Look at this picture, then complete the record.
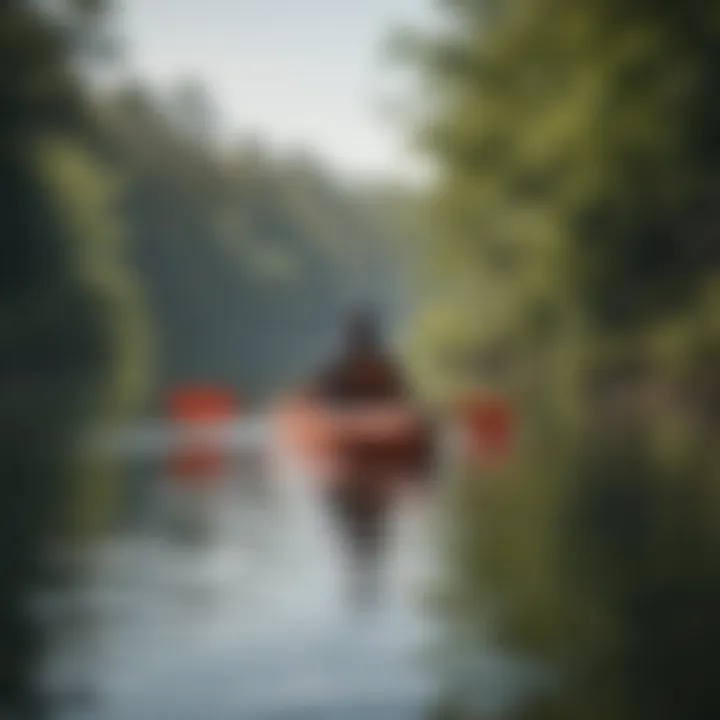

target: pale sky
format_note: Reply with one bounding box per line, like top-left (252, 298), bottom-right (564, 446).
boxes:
top-left (114, 0), bottom-right (435, 181)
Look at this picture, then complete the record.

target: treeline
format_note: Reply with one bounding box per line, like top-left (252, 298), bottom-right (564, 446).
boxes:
top-left (405, 1), bottom-right (720, 719)
top-left (95, 83), bottom-right (408, 402)
top-left (0, 1), bottom-right (145, 714)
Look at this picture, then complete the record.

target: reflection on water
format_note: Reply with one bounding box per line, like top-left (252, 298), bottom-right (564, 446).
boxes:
top-left (43, 435), bottom-right (440, 720)
top-left (43, 427), bottom-right (539, 719)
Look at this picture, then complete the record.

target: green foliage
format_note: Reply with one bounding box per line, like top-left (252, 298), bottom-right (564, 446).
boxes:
top-left (96, 85), bottom-right (408, 399)
top-left (407, 0), bottom-right (720, 717)
top-left (0, 1), bottom-right (147, 713)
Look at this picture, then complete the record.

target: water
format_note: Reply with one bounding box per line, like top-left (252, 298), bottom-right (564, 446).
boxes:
top-left (44, 423), bottom-right (550, 720)
top-left (49, 442), bottom-right (443, 720)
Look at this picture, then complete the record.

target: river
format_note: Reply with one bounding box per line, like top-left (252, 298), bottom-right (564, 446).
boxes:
top-left (44, 425), bottom-right (542, 719)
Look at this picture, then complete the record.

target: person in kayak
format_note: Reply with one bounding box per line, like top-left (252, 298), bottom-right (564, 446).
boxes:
top-left (302, 309), bottom-right (432, 607)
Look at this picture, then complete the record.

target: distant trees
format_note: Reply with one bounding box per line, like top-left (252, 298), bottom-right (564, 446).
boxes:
top-left (407, 1), bottom-right (720, 718)
top-left (97, 84), bottom-right (407, 399)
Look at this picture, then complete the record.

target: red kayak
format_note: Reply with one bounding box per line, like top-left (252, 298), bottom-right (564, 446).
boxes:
top-left (273, 395), bottom-right (432, 488)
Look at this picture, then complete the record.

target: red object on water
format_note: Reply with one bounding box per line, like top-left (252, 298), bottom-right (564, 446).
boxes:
top-left (168, 386), bottom-right (236, 422)
top-left (274, 396), bottom-right (431, 489)
top-left (458, 393), bottom-right (515, 465)
top-left (166, 385), bottom-right (237, 484)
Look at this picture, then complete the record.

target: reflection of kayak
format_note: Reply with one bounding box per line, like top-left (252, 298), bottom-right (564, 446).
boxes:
top-left (273, 397), bottom-right (432, 486)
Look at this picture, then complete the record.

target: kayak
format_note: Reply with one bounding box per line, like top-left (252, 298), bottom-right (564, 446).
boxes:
top-left (273, 396), bottom-right (432, 487)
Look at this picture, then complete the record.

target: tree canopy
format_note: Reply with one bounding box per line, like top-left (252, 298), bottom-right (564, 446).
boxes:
top-left (407, 1), bottom-right (720, 718)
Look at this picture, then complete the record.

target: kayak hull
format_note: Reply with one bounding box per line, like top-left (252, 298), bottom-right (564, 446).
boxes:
top-left (274, 400), bottom-right (432, 488)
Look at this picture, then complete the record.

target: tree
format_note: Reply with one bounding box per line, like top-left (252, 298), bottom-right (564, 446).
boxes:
top-left (0, 2), bottom-right (146, 715)
top-left (96, 83), bottom-right (409, 401)
top-left (407, 1), bottom-right (720, 717)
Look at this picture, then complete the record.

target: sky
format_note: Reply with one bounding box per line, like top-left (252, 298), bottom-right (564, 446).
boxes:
top-left (114, 0), bottom-right (435, 182)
